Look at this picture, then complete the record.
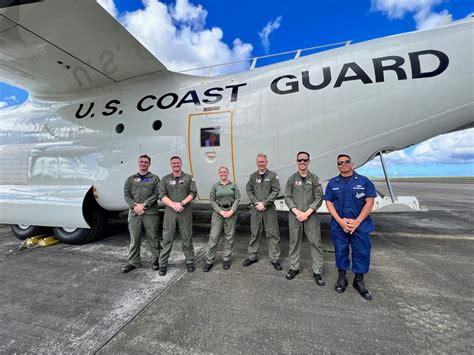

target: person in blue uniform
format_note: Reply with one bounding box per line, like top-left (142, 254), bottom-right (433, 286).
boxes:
top-left (324, 154), bottom-right (376, 300)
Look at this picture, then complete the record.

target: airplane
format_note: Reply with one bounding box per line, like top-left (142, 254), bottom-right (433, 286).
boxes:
top-left (0, 0), bottom-right (472, 244)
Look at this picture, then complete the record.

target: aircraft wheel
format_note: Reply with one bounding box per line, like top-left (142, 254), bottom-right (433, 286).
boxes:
top-left (11, 224), bottom-right (42, 240)
top-left (53, 204), bottom-right (106, 244)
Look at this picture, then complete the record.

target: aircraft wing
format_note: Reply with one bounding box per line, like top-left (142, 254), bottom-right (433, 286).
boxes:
top-left (0, 0), bottom-right (167, 97)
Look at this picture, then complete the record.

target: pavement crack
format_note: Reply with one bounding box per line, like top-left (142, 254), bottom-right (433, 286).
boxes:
top-left (384, 238), bottom-right (473, 294)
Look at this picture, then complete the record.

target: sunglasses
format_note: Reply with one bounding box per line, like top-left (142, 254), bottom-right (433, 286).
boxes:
top-left (297, 158), bottom-right (309, 162)
top-left (337, 160), bottom-right (351, 166)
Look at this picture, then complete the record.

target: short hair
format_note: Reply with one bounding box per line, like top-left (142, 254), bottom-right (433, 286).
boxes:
top-left (337, 154), bottom-right (351, 161)
top-left (170, 156), bottom-right (182, 162)
top-left (139, 154), bottom-right (151, 163)
top-left (256, 153), bottom-right (267, 160)
top-left (218, 166), bottom-right (229, 173)
top-left (296, 151), bottom-right (310, 159)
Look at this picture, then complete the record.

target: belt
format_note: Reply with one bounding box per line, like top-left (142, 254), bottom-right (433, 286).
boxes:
top-left (219, 204), bottom-right (231, 208)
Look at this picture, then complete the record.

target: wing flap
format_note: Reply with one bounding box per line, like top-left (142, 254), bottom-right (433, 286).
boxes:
top-left (0, 0), bottom-right (167, 97)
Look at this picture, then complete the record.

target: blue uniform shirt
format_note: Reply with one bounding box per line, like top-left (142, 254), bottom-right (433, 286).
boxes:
top-left (324, 172), bottom-right (377, 233)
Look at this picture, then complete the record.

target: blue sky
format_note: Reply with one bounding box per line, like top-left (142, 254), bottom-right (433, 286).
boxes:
top-left (1, 0), bottom-right (473, 176)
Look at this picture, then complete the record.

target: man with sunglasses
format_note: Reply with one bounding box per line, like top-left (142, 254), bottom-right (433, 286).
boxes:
top-left (324, 154), bottom-right (376, 300)
top-left (284, 151), bottom-right (325, 285)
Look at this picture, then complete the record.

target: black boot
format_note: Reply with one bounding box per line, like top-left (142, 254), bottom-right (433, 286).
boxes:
top-left (335, 269), bottom-right (348, 293)
top-left (353, 273), bottom-right (372, 300)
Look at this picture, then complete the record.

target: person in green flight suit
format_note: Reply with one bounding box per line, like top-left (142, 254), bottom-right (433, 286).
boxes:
top-left (203, 166), bottom-right (241, 271)
top-left (122, 154), bottom-right (161, 273)
top-left (284, 151), bottom-right (325, 286)
top-left (242, 153), bottom-right (282, 271)
top-left (158, 156), bottom-right (197, 276)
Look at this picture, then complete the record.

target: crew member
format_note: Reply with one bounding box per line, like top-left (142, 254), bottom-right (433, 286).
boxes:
top-left (158, 156), bottom-right (197, 275)
top-left (122, 154), bottom-right (161, 273)
top-left (324, 154), bottom-right (376, 300)
top-left (242, 153), bottom-right (282, 271)
top-left (284, 151), bottom-right (325, 285)
top-left (203, 166), bottom-right (240, 271)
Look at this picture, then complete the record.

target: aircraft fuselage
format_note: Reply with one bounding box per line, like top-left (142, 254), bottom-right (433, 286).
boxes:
top-left (0, 19), bottom-right (472, 230)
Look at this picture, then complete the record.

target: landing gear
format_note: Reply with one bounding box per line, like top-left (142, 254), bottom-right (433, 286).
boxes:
top-left (53, 188), bottom-right (107, 244)
top-left (11, 224), bottom-right (42, 240)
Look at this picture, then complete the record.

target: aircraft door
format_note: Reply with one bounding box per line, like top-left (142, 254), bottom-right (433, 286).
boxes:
top-left (188, 111), bottom-right (235, 200)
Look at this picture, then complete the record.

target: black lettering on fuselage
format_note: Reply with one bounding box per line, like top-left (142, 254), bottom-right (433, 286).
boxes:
top-left (334, 62), bottom-right (373, 87)
top-left (75, 102), bottom-right (94, 119)
top-left (157, 93), bottom-right (178, 109)
top-left (270, 75), bottom-right (299, 95)
top-left (137, 95), bottom-right (157, 112)
top-left (372, 56), bottom-right (407, 82)
top-left (203, 87), bottom-right (224, 104)
top-left (302, 67), bottom-right (331, 90)
top-left (102, 99), bottom-right (120, 116)
top-left (409, 50), bottom-right (449, 79)
top-left (225, 83), bottom-right (247, 102)
top-left (176, 90), bottom-right (201, 108)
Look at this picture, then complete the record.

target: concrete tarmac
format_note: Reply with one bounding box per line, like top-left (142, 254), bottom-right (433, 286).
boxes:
top-left (0, 180), bottom-right (473, 353)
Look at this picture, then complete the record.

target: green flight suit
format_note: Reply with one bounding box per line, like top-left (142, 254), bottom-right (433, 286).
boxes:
top-left (285, 171), bottom-right (324, 274)
top-left (159, 172), bottom-right (197, 266)
top-left (123, 172), bottom-right (161, 267)
top-left (206, 181), bottom-right (241, 264)
top-left (246, 169), bottom-right (281, 261)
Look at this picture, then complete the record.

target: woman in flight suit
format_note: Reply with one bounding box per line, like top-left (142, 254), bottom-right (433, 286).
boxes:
top-left (203, 166), bottom-right (241, 271)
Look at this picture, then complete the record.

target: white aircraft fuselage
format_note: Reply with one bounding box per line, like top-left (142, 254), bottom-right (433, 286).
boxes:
top-left (0, 12), bottom-right (472, 240)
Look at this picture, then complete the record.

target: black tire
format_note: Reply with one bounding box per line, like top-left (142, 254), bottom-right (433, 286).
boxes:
top-left (53, 226), bottom-right (90, 244)
top-left (53, 189), bottom-right (107, 244)
top-left (11, 224), bottom-right (42, 240)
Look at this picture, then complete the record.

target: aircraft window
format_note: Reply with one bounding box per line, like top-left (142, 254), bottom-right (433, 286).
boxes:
top-left (152, 120), bottom-right (162, 131)
top-left (201, 127), bottom-right (220, 147)
top-left (115, 123), bottom-right (124, 134)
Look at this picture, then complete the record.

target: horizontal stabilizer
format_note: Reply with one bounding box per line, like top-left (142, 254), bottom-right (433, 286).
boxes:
top-left (0, 0), bottom-right (167, 97)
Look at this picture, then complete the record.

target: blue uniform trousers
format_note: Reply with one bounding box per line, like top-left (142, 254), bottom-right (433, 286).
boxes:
top-left (331, 227), bottom-right (371, 274)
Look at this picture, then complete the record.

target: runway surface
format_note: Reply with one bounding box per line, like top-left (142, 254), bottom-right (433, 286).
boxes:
top-left (0, 180), bottom-right (472, 353)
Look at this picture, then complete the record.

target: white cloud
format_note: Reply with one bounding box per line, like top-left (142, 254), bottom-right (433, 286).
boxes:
top-left (259, 16), bottom-right (282, 54)
top-left (98, 0), bottom-right (253, 75)
top-left (364, 129), bottom-right (474, 167)
top-left (0, 101), bottom-right (7, 108)
top-left (371, 0), bottom-right (452, 30)
top-left (171, 0), bottom-right (207, 28)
